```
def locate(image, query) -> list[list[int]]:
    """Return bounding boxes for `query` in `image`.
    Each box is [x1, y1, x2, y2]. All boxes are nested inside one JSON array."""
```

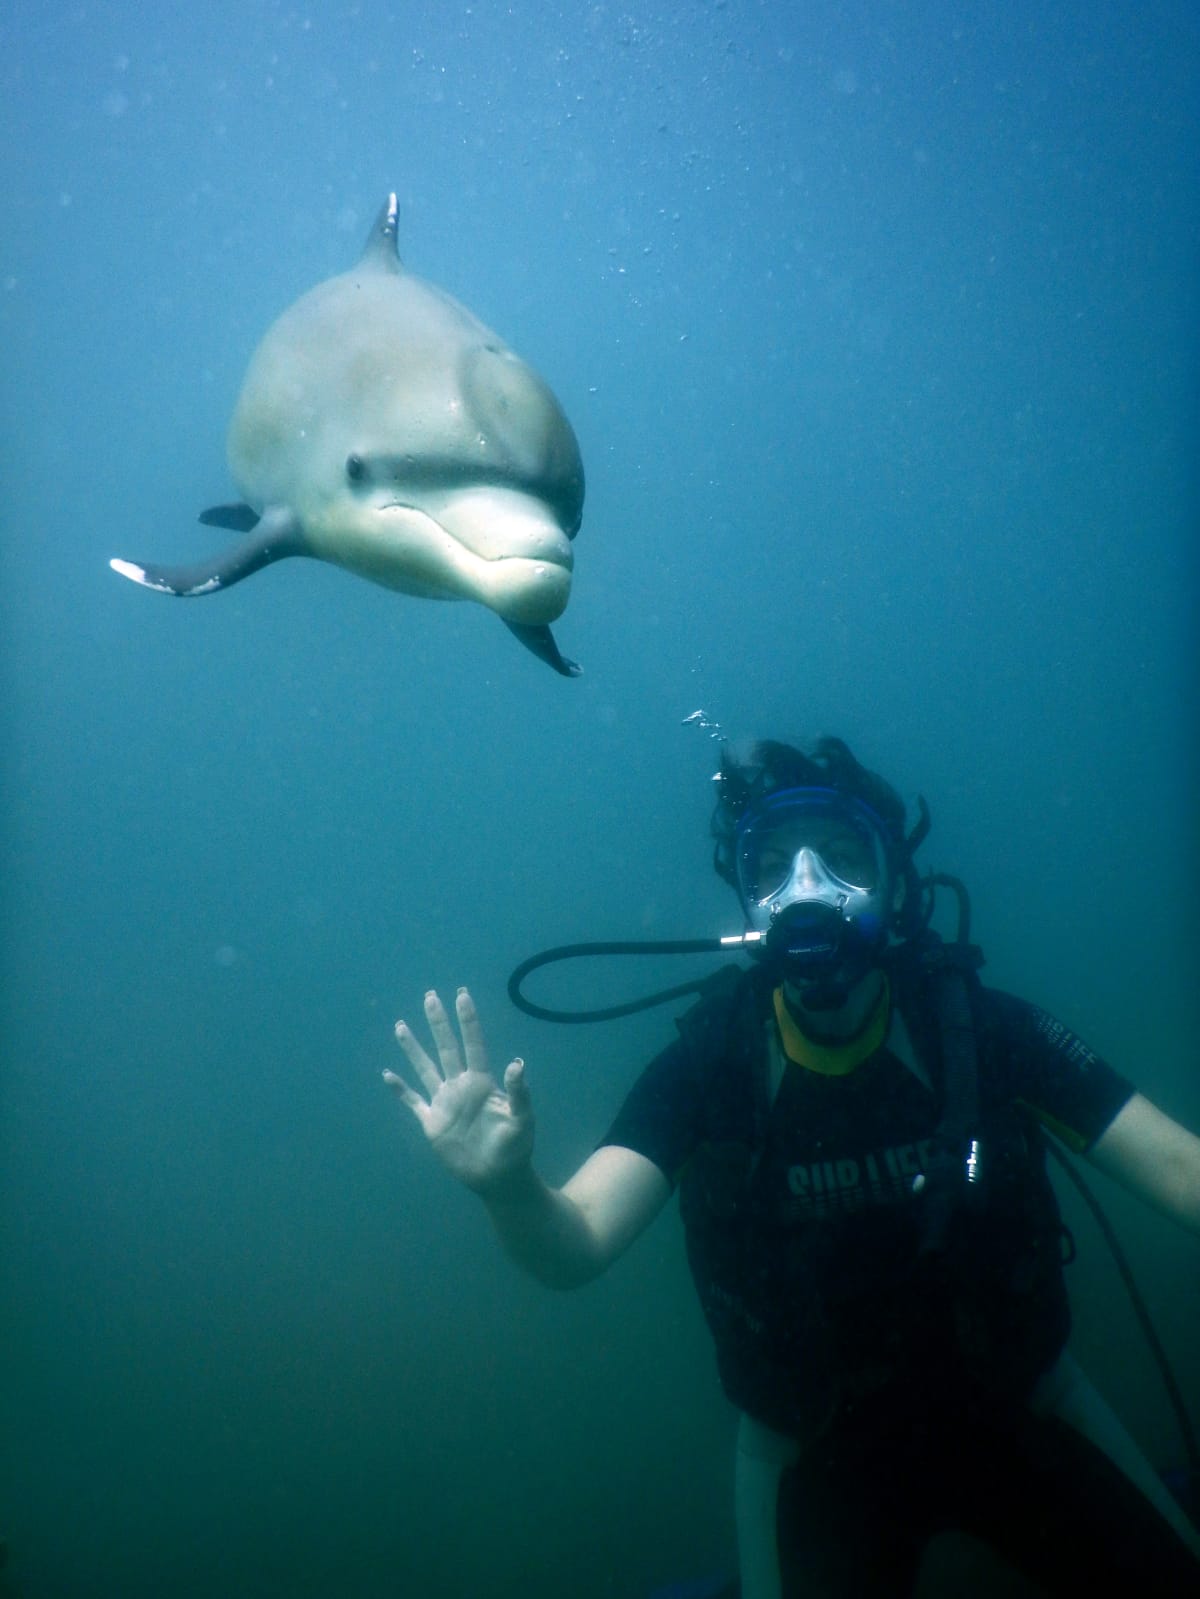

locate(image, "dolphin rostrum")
[[111, 194, 585, 676]]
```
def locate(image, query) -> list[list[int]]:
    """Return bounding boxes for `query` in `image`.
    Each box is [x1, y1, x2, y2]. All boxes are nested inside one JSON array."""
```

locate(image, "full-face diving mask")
[[733, 787, 894, 995]]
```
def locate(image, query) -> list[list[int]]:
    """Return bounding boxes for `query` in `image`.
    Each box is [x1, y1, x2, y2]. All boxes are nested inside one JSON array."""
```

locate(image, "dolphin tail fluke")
[[503, 620, 581, 678], [110, 508, 305, 597]]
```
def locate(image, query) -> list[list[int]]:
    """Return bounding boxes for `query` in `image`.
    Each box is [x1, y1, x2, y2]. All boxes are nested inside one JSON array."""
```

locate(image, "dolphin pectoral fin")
[[110, 507, 305, 597], [199, 502, 261, 532], [503, 620, 582, 678]]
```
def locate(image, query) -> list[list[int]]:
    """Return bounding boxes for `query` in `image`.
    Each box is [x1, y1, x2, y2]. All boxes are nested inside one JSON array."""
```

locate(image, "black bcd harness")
[[674, 933, 1076, 1436]]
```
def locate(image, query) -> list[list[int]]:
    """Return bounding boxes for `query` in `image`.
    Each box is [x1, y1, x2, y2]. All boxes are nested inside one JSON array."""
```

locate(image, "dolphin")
[[110, 194, 584, 676]]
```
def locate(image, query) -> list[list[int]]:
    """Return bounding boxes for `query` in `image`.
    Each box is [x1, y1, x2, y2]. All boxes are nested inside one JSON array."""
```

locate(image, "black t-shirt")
[[601, 970, 1134, 1187], [598, 962, 1137, 1433]]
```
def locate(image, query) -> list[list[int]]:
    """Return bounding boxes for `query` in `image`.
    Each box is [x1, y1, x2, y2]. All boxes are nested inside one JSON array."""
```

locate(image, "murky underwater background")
[[1, 2, 1197, 1595]]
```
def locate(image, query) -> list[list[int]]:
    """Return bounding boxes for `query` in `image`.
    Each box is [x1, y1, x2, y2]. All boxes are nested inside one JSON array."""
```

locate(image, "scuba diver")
[[384, 736, 1200, 1597]]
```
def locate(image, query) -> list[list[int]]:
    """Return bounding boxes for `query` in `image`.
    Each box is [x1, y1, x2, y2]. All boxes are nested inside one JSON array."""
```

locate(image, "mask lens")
[[737, 790, 883, 903]]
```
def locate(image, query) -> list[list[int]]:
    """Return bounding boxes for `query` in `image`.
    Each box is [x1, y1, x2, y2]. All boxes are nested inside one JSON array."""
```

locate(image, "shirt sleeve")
[[597, 1034, 707, 1185], [986, 990, 1136, 1152]]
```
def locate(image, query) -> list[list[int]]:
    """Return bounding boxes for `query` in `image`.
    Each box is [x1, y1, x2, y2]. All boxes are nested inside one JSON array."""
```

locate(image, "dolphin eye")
[[345, 454, 367, 483]]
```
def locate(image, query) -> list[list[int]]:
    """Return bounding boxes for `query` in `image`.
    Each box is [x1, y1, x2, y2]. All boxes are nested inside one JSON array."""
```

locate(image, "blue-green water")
[[2, 3, 1197, 1595]]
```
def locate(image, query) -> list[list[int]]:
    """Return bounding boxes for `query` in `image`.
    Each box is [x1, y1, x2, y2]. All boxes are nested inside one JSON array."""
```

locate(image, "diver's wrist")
[[474, 1156, 541, 1206]]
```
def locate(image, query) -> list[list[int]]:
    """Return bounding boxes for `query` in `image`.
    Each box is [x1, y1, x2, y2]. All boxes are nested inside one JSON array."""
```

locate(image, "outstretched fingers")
[[503, 1058, 530, 1116], [385, 988, 500, 1132], [455, 987, 490, 1075], [423, 989, 466, 1077], [382, 1066, 430, 1127], [392, 1012, 443, 1098]]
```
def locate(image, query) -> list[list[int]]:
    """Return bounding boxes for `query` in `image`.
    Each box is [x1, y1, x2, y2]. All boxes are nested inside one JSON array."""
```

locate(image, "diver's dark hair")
[[711, 737, 928, 935]]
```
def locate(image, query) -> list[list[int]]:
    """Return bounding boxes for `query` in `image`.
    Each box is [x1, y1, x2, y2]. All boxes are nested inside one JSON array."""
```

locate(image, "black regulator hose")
[[507, 937, 737, 1023], [507, 875, 977, 1026], [921, 871, 972, 946], [1044, 1138, 1200, 1510]]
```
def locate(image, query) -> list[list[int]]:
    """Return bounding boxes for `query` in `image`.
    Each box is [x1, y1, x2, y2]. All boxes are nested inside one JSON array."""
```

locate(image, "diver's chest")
[[758, 1055, 939, 1222]]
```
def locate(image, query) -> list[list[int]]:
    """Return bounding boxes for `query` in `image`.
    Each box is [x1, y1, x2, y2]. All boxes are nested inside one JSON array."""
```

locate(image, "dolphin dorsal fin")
[[359, 193, 403, 274]]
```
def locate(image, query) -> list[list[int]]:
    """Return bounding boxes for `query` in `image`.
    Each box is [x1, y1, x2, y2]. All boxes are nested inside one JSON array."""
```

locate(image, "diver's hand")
[[384, 988, 534, 1194]]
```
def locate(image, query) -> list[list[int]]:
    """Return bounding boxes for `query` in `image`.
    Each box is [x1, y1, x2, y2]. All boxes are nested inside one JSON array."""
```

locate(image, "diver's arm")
[[481, 1144, 671, 1288], [1086, 1093, 1200, 1234], [385, 988, 670, 1287]]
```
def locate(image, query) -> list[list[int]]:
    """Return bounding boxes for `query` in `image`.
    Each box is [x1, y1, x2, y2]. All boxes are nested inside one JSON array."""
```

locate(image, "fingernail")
[[394, 1021, 407, 1036], [457, 986, 467, 997]]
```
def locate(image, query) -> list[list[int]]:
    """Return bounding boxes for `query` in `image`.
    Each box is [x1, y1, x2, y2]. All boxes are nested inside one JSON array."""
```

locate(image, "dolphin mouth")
[[377, 501, 573, 571], [443, 541, 573, 624], [318, 491, 574, 625], [489, 563, 572, 622], [383, 486, 574, 569]]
